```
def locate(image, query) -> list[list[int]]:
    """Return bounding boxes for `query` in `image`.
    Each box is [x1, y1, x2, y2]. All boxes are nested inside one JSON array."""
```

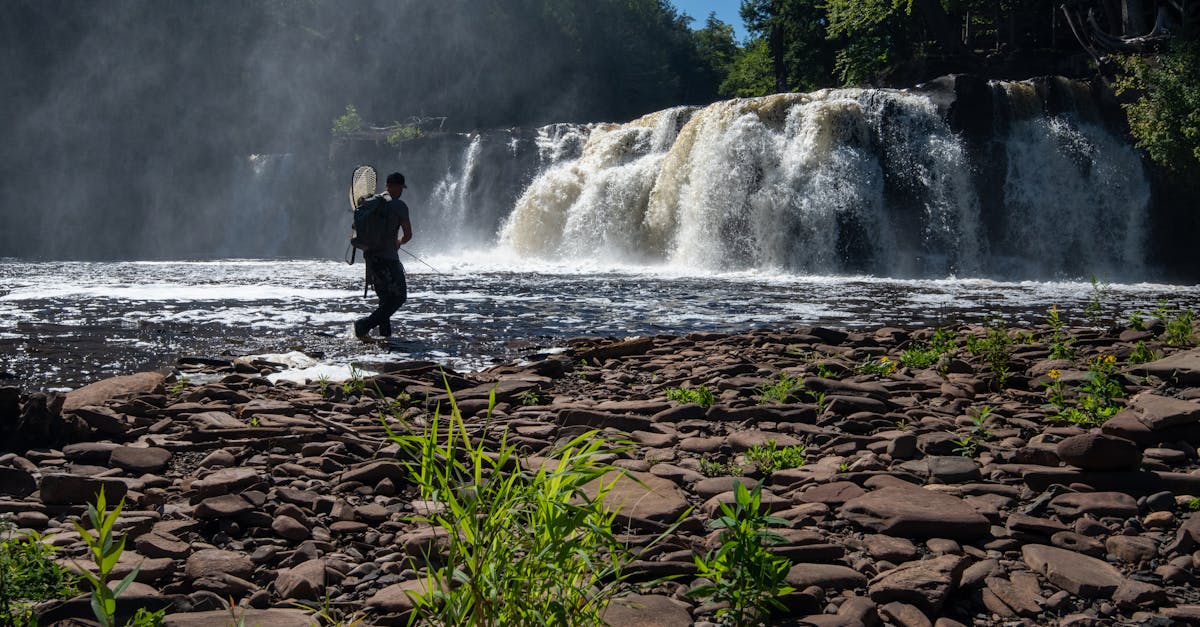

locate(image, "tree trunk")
[[770, 17, 786, 92], [912, 0, 964, 52], [1122, 0, 1149, 35]]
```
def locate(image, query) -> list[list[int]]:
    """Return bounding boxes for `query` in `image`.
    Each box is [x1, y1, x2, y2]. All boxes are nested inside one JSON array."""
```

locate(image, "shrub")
[[386, 387, 637, 626], [1, 522, 78, 627], [666, 385, 716, 408], [743, 441, 806, 477], [331, 105, 364, 138]]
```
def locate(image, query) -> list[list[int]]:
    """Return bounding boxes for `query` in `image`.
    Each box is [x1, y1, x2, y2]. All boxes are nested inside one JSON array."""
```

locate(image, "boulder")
[[868, 554, 967, 616], [839, 487, 991, 539], [582, 470, 691, 532], [39, 474, 127, 505], [1022, 544, 1125, 598], [1130, 393, 1200, 430], [1055, 433, 1141, 471], [63, 372, 164, 412]]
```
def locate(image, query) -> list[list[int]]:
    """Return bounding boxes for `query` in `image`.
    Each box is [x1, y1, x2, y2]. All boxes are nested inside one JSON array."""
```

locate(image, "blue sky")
[[673, 0, 749, 42]]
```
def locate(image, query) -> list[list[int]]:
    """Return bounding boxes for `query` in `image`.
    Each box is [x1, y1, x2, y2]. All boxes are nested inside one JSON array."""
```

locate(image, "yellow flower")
[[880, 356, 891, 362], [1048, 369, 1061, 380], [1104, 354, 1116, 365]]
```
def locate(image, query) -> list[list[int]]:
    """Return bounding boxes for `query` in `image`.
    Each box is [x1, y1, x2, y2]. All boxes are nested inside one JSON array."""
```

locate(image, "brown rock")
[[785, 563, 869, 592], [878, 601, 932, 627], [163, 609, 311, 627], [1022, 544, 1125, 598], [192, 467, 261, 497], [1130, 393, 1200, 430], [600, 593, 693, 627], [136, 532, 191, 560], [558, 408, 652, 433], [797, 481, 866, 506], [867, 554, 967, 615], [985, 576, 1043, 617], [1130, 348, 1200, 385], [1105, 535, 1158, 564], [63, 372, 164, 412], [109, 446, 172, 473], [0, 466, 36, 497], [39, 474, 127, 505], [184, 549, 254, 581], [274, 558, 325, 601], [1055, 433, 1142, 471], [840, 487, 991, 540], [1048, 491, 1138, 520], [583, 470, 691, 532], [272, 515, 311, 542], [195, 494, 254, 519]]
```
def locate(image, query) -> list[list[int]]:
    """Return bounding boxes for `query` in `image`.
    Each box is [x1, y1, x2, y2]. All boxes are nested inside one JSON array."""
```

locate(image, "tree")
[[1115, 38, 1200, 179]]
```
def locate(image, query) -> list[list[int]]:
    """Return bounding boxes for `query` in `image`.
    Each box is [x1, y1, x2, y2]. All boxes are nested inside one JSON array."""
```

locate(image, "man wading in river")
[[354, 172, 413, 340]]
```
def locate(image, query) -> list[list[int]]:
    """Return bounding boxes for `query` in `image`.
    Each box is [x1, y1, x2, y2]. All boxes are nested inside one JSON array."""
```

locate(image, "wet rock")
[[1021, 544, 1125, 598], [1055, 433, 1142, 471]]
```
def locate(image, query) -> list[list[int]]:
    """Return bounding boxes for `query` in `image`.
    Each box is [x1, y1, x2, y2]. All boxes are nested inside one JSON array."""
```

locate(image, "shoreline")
[[4, 319, 1200, 624]]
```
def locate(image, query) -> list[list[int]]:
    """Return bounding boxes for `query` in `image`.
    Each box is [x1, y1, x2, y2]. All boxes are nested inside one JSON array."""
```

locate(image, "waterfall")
[[488, 81, 1150, 279]]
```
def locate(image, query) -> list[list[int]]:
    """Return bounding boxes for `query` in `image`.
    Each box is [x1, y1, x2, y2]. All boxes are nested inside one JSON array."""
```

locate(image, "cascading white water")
[[500, 90, 985, 276], [429, 134, 483, 245], [993, 81, 1149, 279]]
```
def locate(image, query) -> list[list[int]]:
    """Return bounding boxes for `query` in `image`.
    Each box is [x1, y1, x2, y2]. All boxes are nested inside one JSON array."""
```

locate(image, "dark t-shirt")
[[371, 196, 410, 261]]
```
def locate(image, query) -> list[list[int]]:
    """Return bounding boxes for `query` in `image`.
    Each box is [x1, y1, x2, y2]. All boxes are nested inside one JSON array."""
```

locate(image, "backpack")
[[350, 194, 393, 256]]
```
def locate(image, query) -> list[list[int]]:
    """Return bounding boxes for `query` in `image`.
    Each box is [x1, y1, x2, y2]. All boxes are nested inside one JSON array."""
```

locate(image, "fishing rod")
[[400, 247, 445, 275]]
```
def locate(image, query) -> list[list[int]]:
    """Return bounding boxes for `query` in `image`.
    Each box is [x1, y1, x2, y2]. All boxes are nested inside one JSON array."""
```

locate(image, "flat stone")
[[797, 481, 866, 506], [71, 406, 129, 436], [1130, 348, 1200, 385], [274, 558, 325, 601], [558, 409, 652, 433], [1056, 433, 1141, 471], [862, 534, 919, 563], [163, 609, 311, 627], [1131, 393, 1200, 430], [64, 372, 164, 412], [136, 532, 191, 560], [195, 494, 254, 519], [192, 467, 260, 497], [109, 446, 172, 473], [840, 486, 991, 539], [868, 554, 966, 616], [786, 563, 868, 592], [338, 460, 405, 486], [184, 549, 254, 581], [187, 411, 244, 429], [1022, 544, 1125, 598], [272, 515, 311, 542], [1113, 579, 1166, 608], [39, 474, 127, 505], [62, 442, 120, 464], [367, 578, 439, 612], [582, 470, 690, 532], [1105, 535, 1158, 564], [600, 593, 693, 627], [985, 576, 1043, 617], [693, 476, 756, 499], [878, 601, 932, 627], [727, 430, 803, 451], [1048, 491, 1138, 520]]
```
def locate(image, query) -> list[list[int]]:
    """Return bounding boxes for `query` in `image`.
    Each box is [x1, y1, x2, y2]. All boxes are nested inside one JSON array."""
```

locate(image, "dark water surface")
[[2, 259, 1197, 391]]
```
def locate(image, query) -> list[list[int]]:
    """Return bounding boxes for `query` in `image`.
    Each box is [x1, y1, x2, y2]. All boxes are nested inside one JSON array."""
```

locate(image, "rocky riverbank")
[[5, 320, 1200, 626]]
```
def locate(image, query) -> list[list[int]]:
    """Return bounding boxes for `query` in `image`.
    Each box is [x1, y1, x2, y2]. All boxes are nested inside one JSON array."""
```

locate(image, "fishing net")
[[349, 165, 377, 209]]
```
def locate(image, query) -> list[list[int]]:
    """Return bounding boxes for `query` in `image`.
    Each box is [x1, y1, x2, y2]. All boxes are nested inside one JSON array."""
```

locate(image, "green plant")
[[665, 385, 716, 408], [127, 607, 165, 627], [341, 365, 366, 396], [756, 374, 803, 404], [966, 406, 993, 440], [166, 375, 189, 398], [809, 390, 828, 414], [386, 386, 637, 626], [899, 328, 957, 370], [964, 317, 1012, 387], [1084, 276, 1111, 326], [316, 374, 331, 395], [837, 461, 851, 473], [1, 521, 79, 627], [1045, 355, 1124, 427], [744, 441, 806, 477], [1187, 497, 1200, 511], [689, 482, 794, 625], [386, 124, 422, 146], [331, 104, 364, 138], [248, 416, 261, 428], [856, 355, 897, 376], [73, 488, 139, 627], [515, 389, 544, 407], [951, 435, 980, 457], [1045, 305, 1076, 360], [699, 458, 744, 478], [295, 597, 367, 627], [1163, 308, 1196, 346], [1128, 310, 1146, 331], [1129, 340, 1161, 365], [1114, 39, 1200, 179]]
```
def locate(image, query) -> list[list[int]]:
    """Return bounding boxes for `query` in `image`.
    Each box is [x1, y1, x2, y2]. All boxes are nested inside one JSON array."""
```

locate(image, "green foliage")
[[744, 440, 806, 477], [1085, 277, 1111, 326], [1187, 497, 1200, 511], [0, 521, 79, 627], [719, 38, 777, 97], [964, 317, 1013, 387], [331, 105, 364, 138], [699, 458, 744, 478], [316, 374, 331, 395], [385, 124, 422, 146], [1128, 310, 1146, 331], [666, 385, 716, 408], [756, 374, 803, 404], [1162, 307, 1197, 346], [1129, 340, 1160, 365], [689, 482, 795, 625], [73, 488, 139, 627], [1114, 38, 1200, 179], [166, 375, 189, 398], [694, 13, 740, 93], [1045, 305, 1076, 360], [856, 356, 898, 376], [516, 389, 544, 406], [1044, 355, 1124, 427], [953, 406, 993, 457], [341, 365, 366, 396], [385, 386, 637, 626], [899, 329, 956, 370]]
